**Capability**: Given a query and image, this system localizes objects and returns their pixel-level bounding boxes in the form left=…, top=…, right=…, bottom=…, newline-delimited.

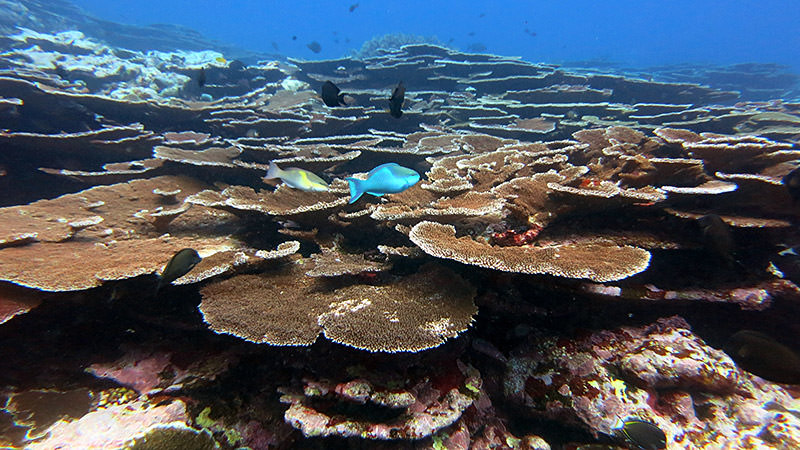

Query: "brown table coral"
left=410, top=221, right=651, bottom=282
left=200, top=261, right=476, bottom=352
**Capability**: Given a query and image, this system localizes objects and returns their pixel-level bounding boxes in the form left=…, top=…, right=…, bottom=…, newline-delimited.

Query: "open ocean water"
left=70, top=0, right=800, bottom=74
left=1, top=1, right=800, bottom=449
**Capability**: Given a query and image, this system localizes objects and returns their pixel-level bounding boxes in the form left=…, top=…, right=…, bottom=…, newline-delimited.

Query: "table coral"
left=1, top=23, right=800, bottom=449
left=200, top=261, right=476, bottom=352
left=409, top=221, right=651, bottom=282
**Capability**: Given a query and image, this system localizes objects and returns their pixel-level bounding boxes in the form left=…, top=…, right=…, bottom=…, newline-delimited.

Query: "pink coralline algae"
left=87, top=346, right=238, bottom=395
left=87, top=351, right=173, bottom=395
left=504, top=316, right=800, bottom=448
left=491, top=225, right=544, bottom=247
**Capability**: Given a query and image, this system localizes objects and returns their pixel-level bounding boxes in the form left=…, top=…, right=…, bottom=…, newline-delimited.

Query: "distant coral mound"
left=352, top=32, right=445, bottom=59
left=0, top=0, right=268, bottom=62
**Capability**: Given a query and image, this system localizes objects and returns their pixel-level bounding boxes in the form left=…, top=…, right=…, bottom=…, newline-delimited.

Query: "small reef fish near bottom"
left=265, top=162, right=329, bottom=192
left=346, top=163, right=420, bottom=203
left=617, top=419, right=667, bottom=450
left=157, top=248, right=202, bottom=292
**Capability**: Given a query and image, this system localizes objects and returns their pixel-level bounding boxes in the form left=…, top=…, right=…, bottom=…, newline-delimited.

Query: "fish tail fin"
left=154, top=276, right=163, bottom=297
left=345, top=177, right=364, bottom=204
left=266, top=161, right=281, bottom=179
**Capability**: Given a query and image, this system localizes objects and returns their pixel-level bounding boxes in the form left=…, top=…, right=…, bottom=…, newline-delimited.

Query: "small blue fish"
left=265, top=162, right=329, bottom=192
left=345, top=163, right=420, bottom=204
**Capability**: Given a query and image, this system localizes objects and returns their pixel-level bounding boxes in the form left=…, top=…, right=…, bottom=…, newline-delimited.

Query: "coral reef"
left=351, top=33, right=444, bottom=59
left=1, top=26, right=800, bottom=449
left=279, top=361, right=478, bottom=439
left=505, top=317, right=800, bottom=448
left=199, top=261, right=477, bottom=352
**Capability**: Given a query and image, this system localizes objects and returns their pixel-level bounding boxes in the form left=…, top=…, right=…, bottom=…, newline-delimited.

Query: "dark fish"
left=228, top=60, right=246, bottom=71
left=197, top=67, right=206, bottom=88
left=306, top=41, right=322, bottom=53
left=349, top=3, right=359, bottom=12
left=479, top=13, right=486, bottom=18
left=157, top=248, right=202, bottom=292
left=389, top=81, right=405, bottom=118
left=321, top=80, right=347, bottom=107
left=783, top=166, right=800, bottom=201
left=471, top=338, right=507, bottom=363
left=617, top=419, right=666, bottom=450
left=271, top=41, right=279, bottom=51
left=468, top=31, right=476, bottom=37
left=724, top=330, right=800, bottom=384
left=774, top=246, right=800, bottom=284
left=698, top=214, right=734, bottom=265
left=292, top=35, right=297, bottom=41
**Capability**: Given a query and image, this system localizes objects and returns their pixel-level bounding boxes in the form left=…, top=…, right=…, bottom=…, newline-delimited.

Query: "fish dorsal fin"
left=368, top=163, right=394, bottom=177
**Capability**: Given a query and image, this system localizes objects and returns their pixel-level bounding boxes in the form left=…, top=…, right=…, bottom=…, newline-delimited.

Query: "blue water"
left=71, top=0, right=800, bottom=72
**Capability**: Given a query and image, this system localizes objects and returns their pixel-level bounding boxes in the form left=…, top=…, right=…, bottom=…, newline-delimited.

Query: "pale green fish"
left=265, top=162, right=329, bottom=192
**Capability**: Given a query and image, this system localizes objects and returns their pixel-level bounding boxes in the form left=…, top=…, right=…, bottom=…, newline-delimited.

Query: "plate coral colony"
left=1, top=26, right=800, bottom=449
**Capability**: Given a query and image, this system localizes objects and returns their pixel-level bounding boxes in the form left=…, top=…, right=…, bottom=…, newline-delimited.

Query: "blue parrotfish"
left=265, top=162, right=329, bottom=192
left=345, top=163, right=420, bottom=204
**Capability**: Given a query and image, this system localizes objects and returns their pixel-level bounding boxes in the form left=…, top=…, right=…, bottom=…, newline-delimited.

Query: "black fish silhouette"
left=618, top=419, right=667, bottom=450
left=197, top=67, right=206, bottom=88
left=774, top=246, right=800, bottom=284
left=783, top=166, right=800, bottom=201
left=228, top=60, right=246, bottom=71
left=389, top=81, right=405, bottom=118
left=321, top=81, right=347, bottom=107
left=349, top=3, right=359, bottom=12
left=306, top=41, right=322, bottom=53
left=725, top=330, right=800, bottom=384
left=698, top=214, right=735, bottom=266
